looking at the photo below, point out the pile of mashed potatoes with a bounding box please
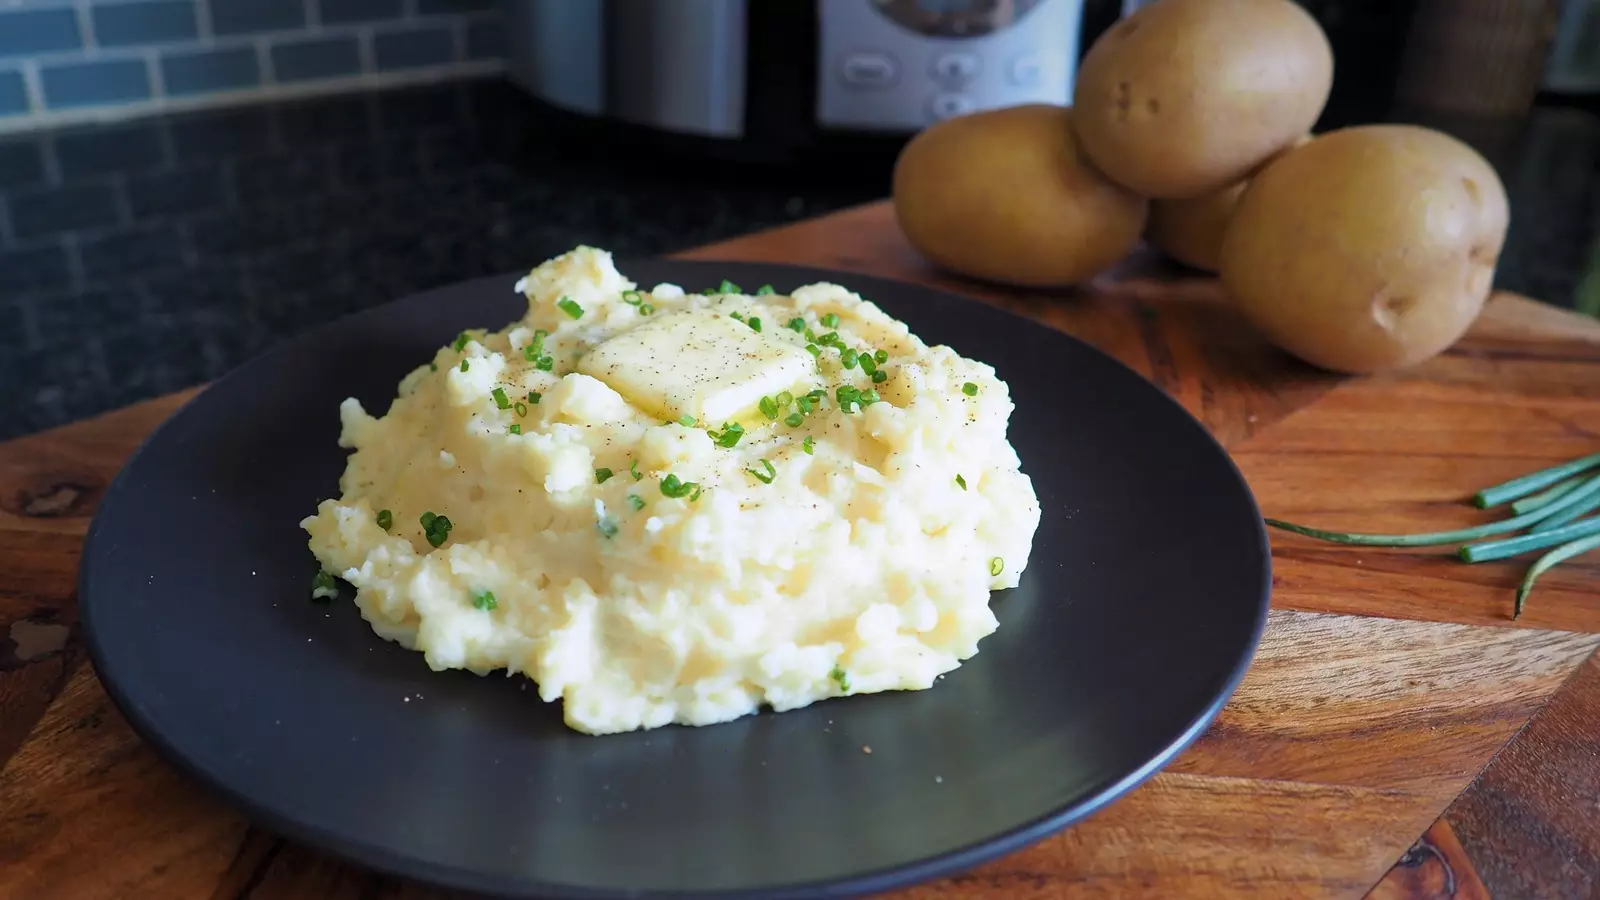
[301,246,1041,734]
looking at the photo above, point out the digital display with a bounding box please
[872,0,1044,37]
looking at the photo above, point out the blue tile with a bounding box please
[0,8,82,59]
[209,0,303,35]
[55,122,166,175]
[0,69,29,116]
[373,26,453,71]
[162,46,259,95]
[40,58,151,109]
[416,0,494,12]
[465,19,504,59]
[270,36,360,83]
[320,0,402,24]
[92,1,198,47]
[0,138,47,188]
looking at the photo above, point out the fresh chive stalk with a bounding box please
[1515,532,1600,618]
[1459,516,1600,563]
[1510,476,1587,515]
[1473,452,1600,508]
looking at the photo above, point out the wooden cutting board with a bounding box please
[3,201,1598,899]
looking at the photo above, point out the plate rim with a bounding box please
[79,259,1272,899]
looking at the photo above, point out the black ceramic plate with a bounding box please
[81,261,1270,899]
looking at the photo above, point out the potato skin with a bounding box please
[1219,125,1510,374]
[1147,135,1310,272]
[1073,0,1333,199]
[891,104,1148,287]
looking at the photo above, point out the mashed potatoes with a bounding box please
[301,246,1040,734]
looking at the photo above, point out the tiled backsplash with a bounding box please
[0,0,506,131]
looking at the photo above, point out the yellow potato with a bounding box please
[1073,0,1333,199]
[1147,136,1310,272]
[1219,125,1510,373]
[891,104,1148,287]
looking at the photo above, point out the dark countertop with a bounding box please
[1,76,1596,442]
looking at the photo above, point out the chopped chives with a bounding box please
[841,349,859,369]
[759,396,779,420]
[376,509,393,531]
[514,401,528,417]
[509,424,522,435]
[829,665,850,692]
[679,415,697,427]
[622,290,642,305]
[596,468,614,484]
[805,343,821,358]
[871,369,888,383]
[874,350,888,364]
[962,382,979,396]
[311,568,337,600]
[796,395,814,414]
[748,459,777,484]
[730,312,745,322]
[859,354,876,375]
[491,387,511,409]
[453,332,472,351]
[756,284,776,296]
[472,589,497,611]
[989,557,1004,576]
[710,422,745,448]
[535,356,554,372]
[420,512,452,547]
[719,279,741,294]
[818,331,840,346]
[802,435,815,455]
[785,412,804,427]
[429,362,437,372]
[660,474,698,499]
[956,474,967,490]
[528,391,541,404]
[630,459,642,480]
[459,359,469,372]
[821,313,840,328]
[639,303,655,315]
[748,317,762,332]
[787,317,806,332]
[557,296,584,318]
[627,494,646,511]
[862,389,880,405]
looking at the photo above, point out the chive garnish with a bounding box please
[710,422,745,448]
[596,468,614,484]
[376,509,392,531]
[989,557,1004,576]
[679,415,697,427]
[859,354,877,375]
[514,401,528,417]
[841,349,859,369]
[535,356,554,372]
[622,289,642,305]
[749,459,777,484]
[962,382,979,396]
[528,391,541,404]
[508,424,521,435]
[785,412,804,427]
[719,279,741,294]
[956,474,967,490]
[628,494,646,511]
[557,296,584,318]
[830,665,851,691]
[472,589,497,611]
[836,385,860,413]
[311,568,337,600]
[874,350,888,364]
[871,370,888,383]
[821,313,840,328]
[596,516,619,539]
[805,344,821,358]
[453,332,471,352]
[639,303,655,315]
[630,459,642,480]
[429,362,437,372]
[660,474,698,499]
[459,359,469,372]
[420,512,453,548]
[756,284,775,296]
[730,312,745,322]
[802,435,815,455]
[491,387,510,409]
[759,396,779,420]
[787,317,806,332]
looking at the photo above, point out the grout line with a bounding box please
[304,0,320,31]
[144,50,165,101]
[192,0,212,41]
[60,232,84,292]
[256,38,276,86]
[37,132,61,184]
[356,26,375,76]
[74,0,95,54]
[450,18,467,63]
[19,60,47,120]
[0,61,506,135]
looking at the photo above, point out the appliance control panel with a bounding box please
[816,0,1081,132]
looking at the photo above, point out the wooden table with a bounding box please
[3,201,1598,899]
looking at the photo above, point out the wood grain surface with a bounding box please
[2,201,1598,899]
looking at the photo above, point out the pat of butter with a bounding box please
[578,308,816,424]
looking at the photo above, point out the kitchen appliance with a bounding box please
[503,0,1086,165]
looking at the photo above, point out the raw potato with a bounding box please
[1219,125,1510,374]
[1073,0,1333,199]
[1147,136,1309,272]
[892,104,1148,287]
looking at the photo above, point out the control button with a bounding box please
[928,93,975,120]
[840,53,898,88]
[1009,54,1042,86]
[930,52,982,84]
